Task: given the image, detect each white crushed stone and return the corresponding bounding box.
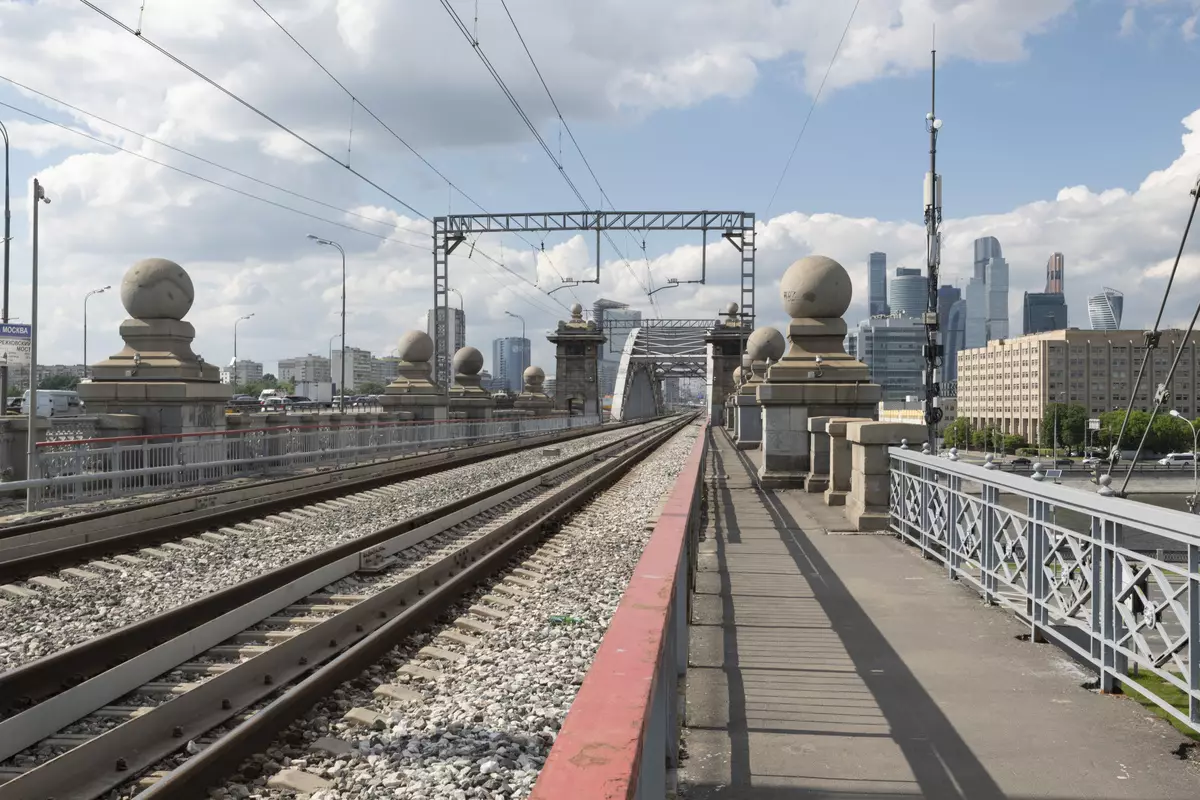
[0,423,667,673]
[212,421,700,800]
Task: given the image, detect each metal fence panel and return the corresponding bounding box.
[889,447,1200,732]
[11,415,600,510]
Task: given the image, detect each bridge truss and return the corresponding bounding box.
[609,320,719,421]
[432,210,756,386]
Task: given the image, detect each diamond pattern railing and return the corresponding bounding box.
[889,447,1200,735]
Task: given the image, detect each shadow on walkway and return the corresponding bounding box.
[691,439,1005,800]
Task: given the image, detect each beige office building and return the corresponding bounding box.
[957,329,1200,443]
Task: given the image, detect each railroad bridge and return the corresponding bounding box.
[0,256,1197,800]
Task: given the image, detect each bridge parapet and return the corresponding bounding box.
[889,445,1200,734]
[531,426,708,799]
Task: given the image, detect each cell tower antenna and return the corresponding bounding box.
[922,45,944,451]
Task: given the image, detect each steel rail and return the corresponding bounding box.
[0,419,626,582]
[0,415,692,799]
[0,419,666,716]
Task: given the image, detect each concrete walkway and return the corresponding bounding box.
[679,430,1200,800]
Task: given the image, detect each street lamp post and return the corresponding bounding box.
[308,235,346,412]
[233,312,254,362]
[504,311,526,392]
[1,121,10,407]
[83,285,111,379]
[1169,409,1199,513]
[449,288,463,312]
[1051,391,1066,464]
[26,179,49,512]
[328,333,342,403]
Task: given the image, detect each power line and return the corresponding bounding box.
[250,0,576,297]
[474,0,647,298]
[76,0,428,220]
[0,99,428,249]
[764,0,861,218]
[0,73,431,240]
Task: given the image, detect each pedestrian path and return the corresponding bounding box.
[678,430,1199,800]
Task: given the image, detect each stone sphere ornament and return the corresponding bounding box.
[120,258,194,320]
[452,346,484,376]
[746,326,786,362]
[397,330,434,363]
[779,255,853,319]
[523,365,546,389]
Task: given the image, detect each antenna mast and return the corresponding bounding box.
[923,47,944,450]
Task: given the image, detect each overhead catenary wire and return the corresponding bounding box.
[76,0,428,220]
[0,73,431,239]
[439,0,650,298]
[764,0,862,219]
[250,0,576,297]
[1108,174,1200,495]
[0,100,429,249]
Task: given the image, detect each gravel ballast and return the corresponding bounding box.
[0,422,666,673]
[213,421,701,800]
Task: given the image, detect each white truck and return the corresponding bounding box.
[295,381,334,408]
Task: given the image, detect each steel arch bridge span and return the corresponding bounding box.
[609,322,709,421]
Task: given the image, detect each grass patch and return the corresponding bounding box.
[1124,670,1200,741]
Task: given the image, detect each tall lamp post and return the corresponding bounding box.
[82,285,111,379]
[1052,391,1066,464]
[1169,409,1199,513]
[26,179,49,512]
[504,310,526,392]
[233,313,254,362]
[308,235,346,412]
[1,121,10,407]
[328,332,342,404]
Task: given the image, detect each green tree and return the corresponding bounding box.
[942,418,970,448]
[1039,403,1087,448]
[1002,434,1027,454]
[261,374,279,388]
[1098,409,1150,452]
[356,381,387,394]
[38,374,78,390]
[1149,414,1193,454]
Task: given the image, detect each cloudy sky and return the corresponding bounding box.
[0,0,1198,377]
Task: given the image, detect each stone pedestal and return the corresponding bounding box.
[733,395,761,449]
[846,421,927,531]
[735,327,785,451]
[805,415,835,493]
[378,330,448,422]
[447,347,495,421]
[824,418,854,506]
[513,366,554,415]
[755,255,882,489]
[704,303,745,426]
[548,304,605,416]
[78,258,231,436]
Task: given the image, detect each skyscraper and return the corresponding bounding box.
[1088,288,1124,330]
[973,236,1002,279]
[857,316,926,402]
[985,256,1010,340]
[888,267,925,317]
[1046,252,1064,294]
[1022,292,1067,334]
[593,298,642,398]
[944,297,967,386]
[964,236,1010,346]
[868,252,889,316]
[491,337,531,393]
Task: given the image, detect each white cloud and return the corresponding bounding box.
[1184,13,1198,40]
[1120,8,1138,36]
[2,0,1197,383]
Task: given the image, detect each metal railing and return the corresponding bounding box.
[531,425,707,800]
[889,447,1200,733]
[7,415,600,511]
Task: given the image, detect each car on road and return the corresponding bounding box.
[1054,458,1073,466]
[1081,456,1102,466]
[261,397,294,412]
[1010,457,1032,466]
[1158,452,1196,466]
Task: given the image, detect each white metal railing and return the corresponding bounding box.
[889,447,1200,733]
[8,415,600,510]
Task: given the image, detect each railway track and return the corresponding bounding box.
[0,414,694,798]
[0,418,633,582]
[0,419,672,714]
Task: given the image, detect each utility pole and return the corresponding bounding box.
[922,48,944,452]
[1,121,10,410]
[26,179,49,512]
